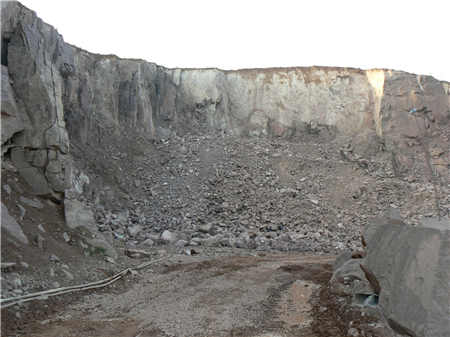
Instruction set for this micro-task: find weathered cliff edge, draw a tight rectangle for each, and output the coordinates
[2,0,449,199]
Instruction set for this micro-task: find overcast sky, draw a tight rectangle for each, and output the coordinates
[19,0,449,81]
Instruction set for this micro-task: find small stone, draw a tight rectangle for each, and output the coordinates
[160,230,177,243]
[348,327,360,337]
[184,248,198,256]
[280,233,292,242]
[1,262,16,271]
[52,281,60,288]
[3,184,11,195]
[35,234,45,249]
[127,225,143,237]
[198,223,214,233]
[63,232,70,242]
[20,262,29,269]
[17,204,26,220]
[19,196,44,209]
[13,277,23,288]
[234,239,247,249]
[175,239,188,247]
[49,267,56,277]
[147,233,160,241]
[141,238,155,246]
[49,254,60,262]
[189,238,201,246]
[38,224,46,232]
[267,224,279,232]
[62,269,74,280]
[60,263,70,270]
[105,256,116,264]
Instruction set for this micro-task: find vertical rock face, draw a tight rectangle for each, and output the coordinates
[1,1,449,198]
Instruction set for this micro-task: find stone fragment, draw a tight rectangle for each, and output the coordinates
[160,230,177,243]
[63,232,70,242]
[175,239,189,247]
[127,224,142,237]
[86,238,118,260]
[198,223,214,233]
[19,196,43,209]
[35,234,45,249]
[3,184,11,195]
[49,254,60,262]
[1,262,16,272]
[64,199,96,232]
[141,238,154,247]
[17,204,25,220]
[1,202,29,244]
[62,269,74,280]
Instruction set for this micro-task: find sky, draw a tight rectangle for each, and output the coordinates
[19,0,450,81]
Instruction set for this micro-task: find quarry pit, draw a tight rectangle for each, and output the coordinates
[1,2,449,337]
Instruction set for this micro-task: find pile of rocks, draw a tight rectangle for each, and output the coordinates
[69,131,449,257]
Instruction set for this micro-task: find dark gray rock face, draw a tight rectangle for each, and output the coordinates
[363,218,449,337]
[332,218,450,337]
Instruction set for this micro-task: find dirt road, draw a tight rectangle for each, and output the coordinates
[16,253,343,337]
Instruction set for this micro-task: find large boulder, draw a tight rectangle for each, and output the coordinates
[64,199,117,259]
[362,217,449,337]
[1,202,29,244]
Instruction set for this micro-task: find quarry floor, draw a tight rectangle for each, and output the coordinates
[4,252,365,337]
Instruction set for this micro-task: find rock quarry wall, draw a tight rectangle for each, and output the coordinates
[1,0,450,199]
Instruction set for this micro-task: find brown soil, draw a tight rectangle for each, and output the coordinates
[3,253,390,337]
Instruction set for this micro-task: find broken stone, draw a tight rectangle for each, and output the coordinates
[12,277,22,288]
[105,256,116,264]
[127,224,143,237]
[141,238,155,246]
[175,239,189,247]
[17,204,25,220]
[32,234,45,250]
[184,248,198,256]
[49,254,60,262]
[3,184,11,195]
[19,196,43,209]
[86,237,118,259]
[160,230,177,243]
[1,202,29,244]
[1,262,17,272]
[62,269,74,280]
[62,232,70,243]
[198,223,214,233]
[64,199,96,232]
